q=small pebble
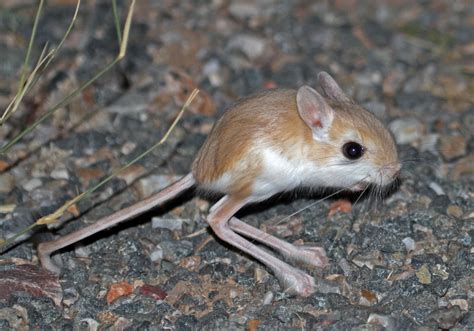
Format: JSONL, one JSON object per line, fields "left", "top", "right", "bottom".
{"left": 449, "top": 299, "right": 468, "bottom": 311}
{"left": 367, "top": 313, "right": 396, "bottom": 329}
{"left": 228, "top": 2, "right": 259, "bottom": 20}
{"left": 80, "top": 319, "right": 99, "bottom": 330}
{"left": 415, "top": 264, "right": 432, "bottom": 285}
{"left": 338, "top": 258, "right": 352, "bottom": 277}
{"left": 229, "top": 289, "right": 238, "bottom": 299}
{"left": 149, "top": 245, "right": 164, "bottom": 262}
{"left": 50, "top": 167, "right": 69, "bottom": 180}
{"left": 402, "top": 237, "right": 416, "bottom": 252}
{"left": 194, "top": 198, "right": 210, "bottom": 212}
{"left": 0, "top": 204, "right": 15, "bottom": 213}
{"left": 104, "top": 91, "right": 148, "bottom": 115}
{"left": 0, "top": 173, "right": 14, "bottom": 193}
{"left": 262, "top": 291, "right": 273, "bottom": 305}
{"left": 432, "top": 264, "right": 449, "bottom": 280}
{"left": 389, "top": 118, "right": 424, "bottom": 144}
{"left": 316, "top": 279, "right": 341, "bottom": 294}
{"left": 383, "top": 68, "right": 406, "bottom": 96}
{"left": 425, "top": 306, "right": 463, "bottom": 329}
{"left": 120, "top": 142, "right": 137, "bottom": 155}
{"left": 74, "top": 246, "right": 90, "bottom": 258}
{"left": 151, "top": 217, "right": 184, "bottom": 231}
{"left": 438, "top": 135, "right": 467, "bottom": 161}
{"left": 228, "top": 34, "right": 267, "bottom": 60}
{"left": 254, "top": 267, "right": 269, "bottom": 283}
{"left": 428, "top": 182, "right": 445, "bottom": 196}
{"left": 97, "top": 311, "right": 120, "bottom": 325}
{"left": 438, "top": 297, "right": 449, "bottom": 308}
{"left": 203, "top": 59, "right": 224, "bottom": 87}
{"left": 419, "top": 133, "right": 439, "bottom": 153}
{"left": 446, "top": 205, "right": 463, "bottom": 218}
{"left": 22, "top": 178, "right": 42, "bottom": 192}
{"left": 62, "top": 287, "right": 79, "bottom": 307}
{"left": 450, "top": 155, "right": 474, "bottom": 179}
{"left": 111, "top": 317, "right": 132, "bottom": 330}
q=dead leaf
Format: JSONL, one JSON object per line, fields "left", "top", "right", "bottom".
{"left": 0, "top": 160, "right": 9, "bottom": 172}
{"left": 327, "top": 199, "right": 353, "bottom": 218}
{"left": 66, "top": 203, "right": 80, "bottom": 217}
{"left": 76, "top": 167, "right": 105, "bottom": 182}
{"left": 360, "top": 289, "right": 378, "bottom": 305}
{"left": 138, "top": 284, "right": 167, "bottom": 301}
{"left": 0, "top": 259, "right": 63, "bottom": 306}
{"left": 247, "top": 319, "right": 261, "bottom": 331}
{"left": 106, "top": 281, "right": 133, "bottom": 304}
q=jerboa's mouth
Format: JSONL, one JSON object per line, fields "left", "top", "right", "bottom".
{"left": 350, "top": 181, "right": 370, "bottom": 191}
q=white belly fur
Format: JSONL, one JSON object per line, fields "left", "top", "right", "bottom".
{"left": 250, "top": 148, "right": 320, "bottom": 200}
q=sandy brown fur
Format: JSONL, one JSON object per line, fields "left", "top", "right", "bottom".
{"left": 192, "top": 88, "right": 397, "bottom": 198}
{"left": 192, "top": 89, "right": 303, "bottom": 195}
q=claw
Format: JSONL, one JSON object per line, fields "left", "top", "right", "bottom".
{"left": 283, "top": 245, "right": 328, "bottom": 268}
{"left": 276, "top": 269, "right": 316, "bottom": 297}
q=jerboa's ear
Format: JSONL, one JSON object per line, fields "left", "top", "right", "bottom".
{"left": 296, "top": 86, "right": 334, "bottom": 141}
{"left": 317, "top": 71, "right": 351, "bottom": 103}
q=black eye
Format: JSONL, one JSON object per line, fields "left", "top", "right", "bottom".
{"left": 342, "top": 142, "right": 364, "bottom": 160}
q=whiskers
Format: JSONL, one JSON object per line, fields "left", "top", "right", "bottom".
{"left": 397, "top": 153, "right": 443, "bottom": 183}
{"left": 274, "top": 184, "right": 357, "bottom": 225}
{"left": 249, "top": 175, "right": 375, "bottom": 237}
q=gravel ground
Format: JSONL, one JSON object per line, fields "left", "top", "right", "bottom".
{"left": 0, "top": 1, "right": 473, "bottom": 329}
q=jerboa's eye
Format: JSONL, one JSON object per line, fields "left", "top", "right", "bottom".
{"left": 342, "top": 141, "right": 364, "bottom": 160}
